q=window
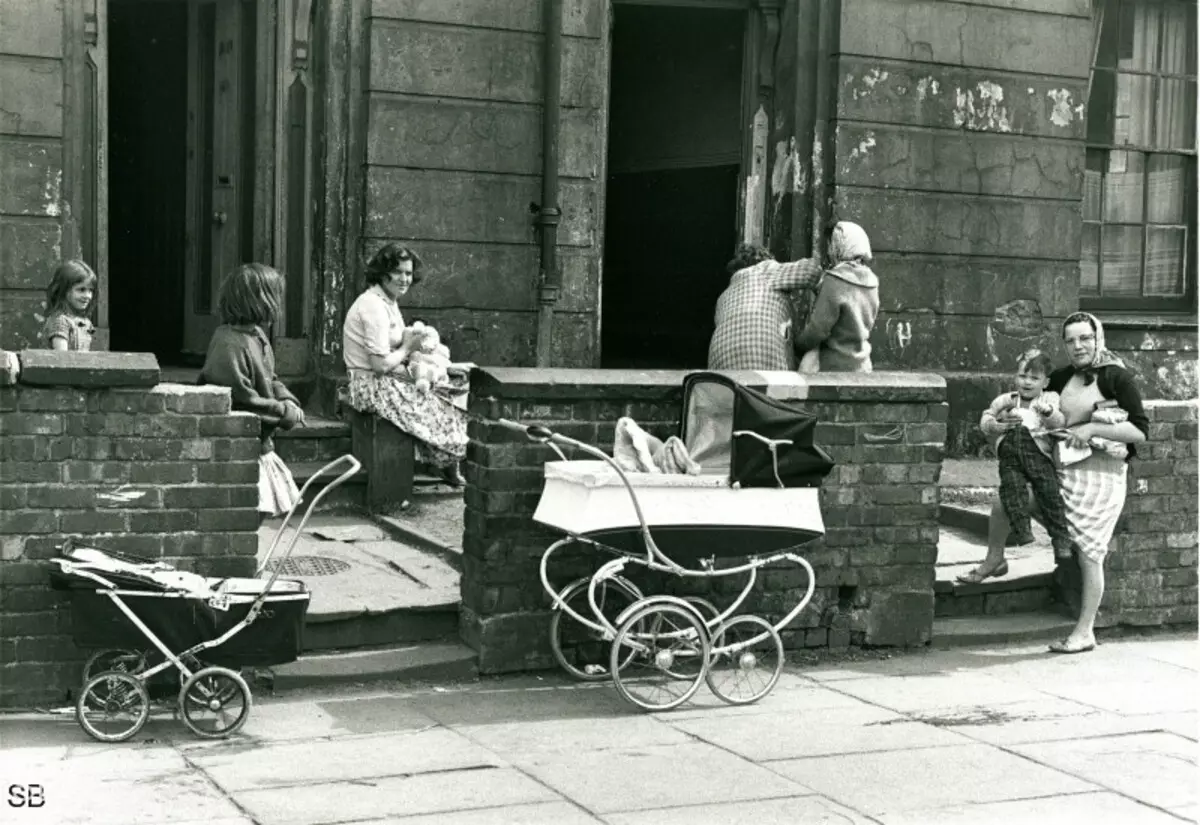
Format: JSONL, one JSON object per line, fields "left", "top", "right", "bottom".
{"left": 1083, "top": 0, "right": 1197, "bottom": 311}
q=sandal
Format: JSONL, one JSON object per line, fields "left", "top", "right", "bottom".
{"left": 956, "top": 562, "right": 1009, "bottom": 584}
{"left": 1048, "top": 637, "right": 1095, "bottom": 654}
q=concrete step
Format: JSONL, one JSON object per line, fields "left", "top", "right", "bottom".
{"left": 291, "top": 459, "right": 367, "bottom": 512}
{"left": 274, "top": 417, "right": 353, "bottom": 464}
{"left": 269, "top": 641, "right": 478, "bottom": 691}
{"left": 259, "top": 515, "right": 462, "bottom": 654}
{"left": 931, "top": 612, "right": 1076, "bottom": 648}
{"left": 936, "top": 519, "right": 1058, "bottom": 619}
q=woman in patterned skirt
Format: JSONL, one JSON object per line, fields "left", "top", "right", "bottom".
{"left": 963, "top": 312, "right": 1147, "bottom": 654}
{"left": 341, "top": 244, "right": 467, "bottom": 486}
{"left": 1044, "top": 312, "right": 1147, "bottom": 653}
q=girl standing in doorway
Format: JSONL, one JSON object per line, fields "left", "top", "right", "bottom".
{"left": 41, "top": 260, "right": 98, "bottom": 351}
{"left": 199, "top": 263, "right": 305, "bottom": 518}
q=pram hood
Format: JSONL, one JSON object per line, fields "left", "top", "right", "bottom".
{"left": 680, "top": 371, "right": 835, "bottom": 488}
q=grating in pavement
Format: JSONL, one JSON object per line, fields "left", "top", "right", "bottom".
{"left": 267, "top": 556, "right": 352, "bottom": 577}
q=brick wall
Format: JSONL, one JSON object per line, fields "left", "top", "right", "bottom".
{"left": 1084, "top": 399, "right": 1199, "bottom": 627}
{"left": 461, "top": 367, "right": 947, "bottom": 673}
{"left": 0, "top": 351, "right": 261, "bottom": 709}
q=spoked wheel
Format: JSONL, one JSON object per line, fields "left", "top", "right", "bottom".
{"left": 76, "top": 671, "right": 151, "bottom": 743}
{"left": 610, "top": 602, "right": 710, "bottom": 712}
{"left": 82, "top": 649, "right": 147, "bottom": 684}
{"left": 550, "top": 575, "right": 642, "bottom": 681}
{"left": 680, "top": 596, "right": 721, "bottom": 627}
{"left": 179, "top": 666, "right": 252, "bottom": 739}
{"left": 704, "top": 615, "right": 784, "bottom": 706}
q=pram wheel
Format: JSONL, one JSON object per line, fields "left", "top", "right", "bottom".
{"left": 82, "top": 649, "right": 147, "bottom": 684}
{"left": 610, "top": 602, "right": 710, "bottom": 712}
{"left": 704, "top": 616, "right": 784, "bottom": 706}
{"left": 76, "top": 671, "right": 151, "bottom": 743}
{"left": 550, "top": 575, "right": 641, "bottom": 681}
{"left": 179, "top": 666, "right": 252, "bottom": 739}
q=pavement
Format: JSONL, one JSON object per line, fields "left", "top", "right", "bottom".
{"left": 2, "top": 632, "right": 1196, "bottom": 824}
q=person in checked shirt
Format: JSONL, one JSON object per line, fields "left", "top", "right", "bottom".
{"left": 706, "top": 244, "right": 823, "bottom": 371}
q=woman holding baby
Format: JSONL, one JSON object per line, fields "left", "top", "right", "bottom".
{"left": 961, "top": 312, "right": 1148, "bottom": 654}
{"left": 342, "top": 243, "right": 468, "bottom": 486}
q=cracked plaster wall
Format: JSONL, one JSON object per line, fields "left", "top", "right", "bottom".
{"left": 0, "top": 7, "right": 68, "bottom": 352}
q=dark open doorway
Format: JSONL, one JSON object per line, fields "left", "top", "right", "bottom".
{"left": 600, "top": 3, "right": 745, "bottom": 368}
{"left": 108, "top": 0, "right": 189, "bottom": 361}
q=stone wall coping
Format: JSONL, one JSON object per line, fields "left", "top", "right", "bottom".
{"left": 471, "top": 367, "right": 947, "bottom": 403}
{"left": 16, "top": 350, "right": 161, "bottom": 388}
{"left": 1144, "top": 398, "right": 1199, "bottom": 409}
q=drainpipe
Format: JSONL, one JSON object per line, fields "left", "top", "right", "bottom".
{"left": 810, "top": 0, "right": 839, "bottom": 260}
{"left": 534, "top": 0, "right": 564, "bottom": 367}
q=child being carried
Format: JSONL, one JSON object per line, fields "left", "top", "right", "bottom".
{"left": 981, "top": 350, "right": 1077, "bottom": 561}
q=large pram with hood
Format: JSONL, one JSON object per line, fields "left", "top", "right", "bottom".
{"left": 48, "top": 456, "right": 361, "bottom": 742}
{"left": 496, "top": 372, "right": 834, "bottom": 711}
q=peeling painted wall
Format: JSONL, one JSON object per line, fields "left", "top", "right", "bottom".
{"left": 0, "top": 3, "right": 67, "bottom": 351}
{"left": 833, "top": 0, "right": 1152, "bottom": 456}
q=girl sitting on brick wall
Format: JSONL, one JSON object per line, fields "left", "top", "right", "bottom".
{"left": 41, "top": 259, "right": 97, "bottom": 351}
{"left": 199, "top": 263, "right": 305, "bottom": 518}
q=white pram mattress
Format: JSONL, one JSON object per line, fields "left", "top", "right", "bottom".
{"left": 533, "top": 461, "right": 824, "bottom": 547}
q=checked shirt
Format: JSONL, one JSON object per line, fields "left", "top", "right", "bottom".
{"left": 707, "top": 258, "right": 823, "bottom": 371}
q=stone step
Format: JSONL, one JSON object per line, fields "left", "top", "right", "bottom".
{"left": 274, "top": 416, "right": 353, "bottom": 464}
{"left": 259, "top": 515, "right": 462, "bottom": 654}
{"left": 935, "top": 519, "right": 1059, "bottom": 618}
{"left": 931, "top": 612, "right": 1076, "bottom": 648}
{"left": 269, "top": 641, "right": 478, "bottom": 691}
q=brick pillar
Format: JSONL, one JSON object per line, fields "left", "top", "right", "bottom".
{"left": 0, "top": 351, "right": 262, "bottom": 709}
{"left": 1081, "top": 399, "right": 1200, "bottom": 627}
{"left": 460, "top": 368, "right": 947, "bottom": 674}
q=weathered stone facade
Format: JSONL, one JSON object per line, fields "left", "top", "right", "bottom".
{"left": 0, "top": 351, "right": 261, "bottom": 709}
{"left": 0, "top": 0, "right": 1193, "bottom": 445}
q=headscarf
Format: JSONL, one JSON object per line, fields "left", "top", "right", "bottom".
{"left": 1063, "top": 311, "right": 1124, "bottom": 384}
{"left": 828, "top": 221, "right": 872, "bottom": 263}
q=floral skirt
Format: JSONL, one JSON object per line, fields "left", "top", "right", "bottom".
{"left": 345, "top": 371, "right": 468, "bottom": 468}
{"left": 259, "top": 451, "right": 301, "bottom": 516}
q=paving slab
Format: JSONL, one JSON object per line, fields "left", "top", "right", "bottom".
{"left": 456, "top": 714, "right": 691, "bottom": 758}
{"left": 767, "top": 742, "right": 1098, "bottom": 817}
{"left": 515, "top": 741, "right": 810, "bottom": 814}
{"left": 9, "top": 747, "right": 246, "bottom": 825}
{"left": 192, "top": 727, "right": 501, "bottom": 792}
{"left": 1014, "top": 731, "right": 1198, "bottom": 811}
{"left": 660, "top": 680, "right": 875, "bottom": 720}
{"left": 875, "top": 790, "right": 1185, "bottom": 825}
{"left": 670, "top": 704, "right": 973, "bottom": 761}
{"left": 409, "top": 682, "right": 631, "bottom": 726}
{"left": 1034, "top": 676, "right": 1200, "bottom": 716}
{"left": 604, "top": 796, "right": 873, "bottom": 825}
{"left": 231, "top": 767, "right": 556, "bottom": 825}
{"left": 824, "top": 671, "right": 1059, "bottom": 714}
{"left": 349, "top": 801, "right": 604, "bottom": 824}
{"left": 935, "top": 701, "right": 1196, "bottom": 746}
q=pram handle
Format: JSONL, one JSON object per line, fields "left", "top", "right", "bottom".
{"left": 496, "top": 418, "right": 565, "bottom": 444}
{"left": 255, "top": 454, "right": 362, "bottom": 581}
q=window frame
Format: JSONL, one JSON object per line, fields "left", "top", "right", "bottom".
{"left": 1082, "top": 0, "right": 1197, "bottom": 314}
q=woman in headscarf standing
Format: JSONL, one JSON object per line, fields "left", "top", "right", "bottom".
{"left": 1045, "top": 312, "right": 1147, "bottom": 653}
{"left": 794, "top": 221, "right": 879, "bottom": 372}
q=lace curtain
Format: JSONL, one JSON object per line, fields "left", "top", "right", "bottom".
{"left": 1082, "top": 1, "right": 1194, "bottom": 297}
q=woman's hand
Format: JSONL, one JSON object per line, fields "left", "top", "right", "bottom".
{"left": 1063, "top": 423, "right": 1095, "bottom": 449}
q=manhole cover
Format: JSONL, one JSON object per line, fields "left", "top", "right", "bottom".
{"left": 267, "top": 556, "right": 351, "bottom": 577}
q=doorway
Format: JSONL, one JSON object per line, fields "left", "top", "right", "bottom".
{"left": 600, "top": 4, "right": 746, "bottom": 368}
{"left": 108, "top": 0, "right": 257, "bottom": 363}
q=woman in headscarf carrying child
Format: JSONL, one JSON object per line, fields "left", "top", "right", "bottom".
{"left": 795, "top": 221, "right": 879, "bottom": 373}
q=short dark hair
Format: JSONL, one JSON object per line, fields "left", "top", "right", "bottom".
{"left": 726, "top": 244, "right": 775, "bottom": 274}
{"left": 365, "top": 243, "right": 424, "bottom": 287}
{"left": 1017, "top": 349, "right": 1054, "bottom": 376}
{"left": 217, "top": 263, "right": 285, "bottom": 326}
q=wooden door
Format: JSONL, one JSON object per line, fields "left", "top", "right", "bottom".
{"left": 183, "top": 0, "right": 251, "bottom": 356}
